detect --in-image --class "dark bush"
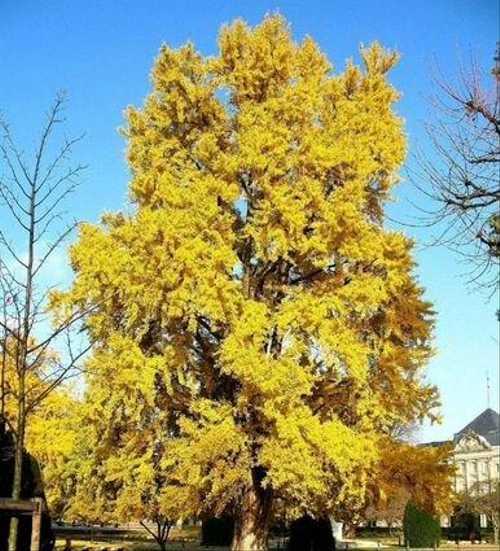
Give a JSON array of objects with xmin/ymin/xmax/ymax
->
[
  {"xmin": 403, "ymin": 502, "xmax": 441, "ymax": 548},
  {"xmin": 201, "ymin": 516, "xmax": 234, "ymax": 546},
  {"xmin": 446, "ymin": 512, "xmax": 481, "ymax": 541},
  {"xmin": 288, "ymin": 515, "xmax": 336, "ymax": 551}
]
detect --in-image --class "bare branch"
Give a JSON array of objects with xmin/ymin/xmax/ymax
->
[
  {"xmin": 0, "ymin": 181, "xmax": 30, "ymax": 216},
  {"xmin": 31, "ymin": 94, "xmax": 66, "ymax": 188},
  {"xmin": 26, "ymin": 307, "xmax": 89, "ymax": 356},
  {"xmin": 0, "ymin": 190, "xmax": 30, "ymax": 232},
  {"xmin": 34, "ymin": 182, "xmax": 80, "ymax": 225},
  {"xmin": 32, "ymin": 223, "xmax": 77, "ymax": 277},
  {"xmin": 26, "ymin": 342, "xmax": 92, "ymax": 412},
  {"xmin": 36, "ymin": 134, "xmax": 85, "ymax": 193},
  {"xmin": 406, "ymin": 47, "xmax": 500, "ymax": 292},
  {"xmin": 0, "ymin": 230, "xmax": 28, "ymax": 268},
  {"xmin": 0, "ymin": 120, "xmax": 33, "ymax": 194}
]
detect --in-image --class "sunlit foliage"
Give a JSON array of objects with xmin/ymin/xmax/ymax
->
[{"xmin": 54, "ymin": 16, "xmax": 442, "ymax": 549}]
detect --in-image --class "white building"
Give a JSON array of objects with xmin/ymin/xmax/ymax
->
[
  {"xmin": 452, "ymin": 409, "xmax": 500, "ymax": 495},
  {"xmin": 425, "ymin": 408, "xmax": 500, "ymax": 529},
  {"xmin": 426, "ymin": 408, "xmax": 500, "ymax": 493}
]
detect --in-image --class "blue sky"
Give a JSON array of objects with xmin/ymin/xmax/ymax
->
[{"xmin": 1, "ymin": 1, "xmax": 498, "ymax": 442}]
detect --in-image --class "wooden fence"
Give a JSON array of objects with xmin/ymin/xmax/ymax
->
[{"xmin": 0, "ymin": 497, "xmax": 43, "ymax": 551}]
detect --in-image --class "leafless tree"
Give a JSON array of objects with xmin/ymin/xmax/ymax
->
[
  {"xmin": 0, "ymin": 94, "xmax": 92, "ymax": 550},
  {"xmin": 411, "ymin": 45, "xmax": 499, "ymax": 292}
]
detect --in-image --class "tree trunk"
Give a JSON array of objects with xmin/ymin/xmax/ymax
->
[
  {"xmin": 8, "ymin": 440, "xmax": 23, "ymax": 551},
  {"xmin": 231, "ymin": 468, "xmax": 272, "ymax": 551},
  {"xmin": 343, "ymin": 522, "xmax": 356, "ymax": 538},
  {"xmin": 8, "ymin": 375, "xmax": 26, "ymax": 551}
]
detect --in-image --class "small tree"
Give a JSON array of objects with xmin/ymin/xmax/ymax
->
[
  {"xmin": 361, "ymin": 439, "xmax": 454, "ymax": 537},
  {"xmin": 0, "ymin": 95, "xmax": 90, "ymax": 550},
  {"xmin": 476, "ymin": 482, "xmax": 500, "ymax": 544}
]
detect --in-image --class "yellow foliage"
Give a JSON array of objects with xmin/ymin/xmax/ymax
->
[
  {"xmin": 25, "ymin": 388, "xmax": 81, "ymax": 519},
  {"xmin": 55, "ymin": 15, "xmax": 441, "ymax": 528},
  {"xmin": 368, "ymin": 438, "xmax": 455, "ymax": 517}
]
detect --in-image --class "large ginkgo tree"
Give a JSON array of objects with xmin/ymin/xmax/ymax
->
[{"xmin": 55, "ymin": 16, "xmax": 442, "ymax": 550}]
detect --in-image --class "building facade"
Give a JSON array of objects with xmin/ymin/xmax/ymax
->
[
  {"xmin": 431, "ymin": 408, "xmax": 500, "ymax": 494},
  {"xmin": 426, "ymin": 408, "xmax": 500, "ymax": 529}
]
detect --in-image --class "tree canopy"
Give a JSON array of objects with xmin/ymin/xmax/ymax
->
[{"xmin": 55, "ymin": 15, "xmax": 442, "ymax": 550}]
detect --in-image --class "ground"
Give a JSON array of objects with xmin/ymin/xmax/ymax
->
[
  {"xmin": 54, "ymin": 524, "xmax": 499, "ymax": 550},
  {"xmin": 54, "ymin": 538, "xmax": 500, "ymax": 551}
]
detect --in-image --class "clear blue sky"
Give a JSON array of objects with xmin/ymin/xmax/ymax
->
[{"xmin": 1, "ymin": 1, "xmax": 498, "ymax": 442}]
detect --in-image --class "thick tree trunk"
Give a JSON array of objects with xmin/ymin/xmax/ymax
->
[{"xmin": 231, "ymin": 469, "xmax": 272, "ymax": 551}]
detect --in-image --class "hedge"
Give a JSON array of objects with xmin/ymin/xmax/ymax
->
[{"xmin": 403, "ymin": 502, "xmax": 441, "ymax": 548}]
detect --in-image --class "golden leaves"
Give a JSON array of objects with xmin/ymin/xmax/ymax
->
[
  {"xmin": 51, "ymin": 14, "xmax": 440, "ymax": 523},
  {"xmin": 371, "ymin": 438, "xmax": 455, "ymax": 516}
]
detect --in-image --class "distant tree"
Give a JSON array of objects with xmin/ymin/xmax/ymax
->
[
  {"xmin": 24, "ymin": 386, "xmax": 81, "ymax": 522},
  {"xmin": 364, "ymin": 486, "xmax": 409, "ymax": 534},
  {"xmin": 412, "ymin": 45, "xmax": 499, "ymax": 291},
  {"xmin": 456, "ymin": 480, "xmax": 499, "ymax": 543},
  {"xmin": 362, "ymin": 439, "xmax": 454, "ymax": 534},
  {"xmin": 0, "ymin": 95, "xmax": 89, "ymax": 550}
]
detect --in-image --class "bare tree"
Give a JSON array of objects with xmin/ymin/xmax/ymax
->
[
  {"xmin": 411, "ymin": 45, "xmax": 499, "ymax": 292},
  {"xmin": 0, "ymin": 94, "xmax": 91, "ymax": 550}
]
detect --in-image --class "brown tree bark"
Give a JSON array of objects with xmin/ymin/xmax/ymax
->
[{"xmin": 231, "ymin": 468, "xmax": 273, "ymax": 551}]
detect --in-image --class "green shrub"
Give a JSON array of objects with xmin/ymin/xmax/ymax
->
[{"xmin": 403, "ymin": 501, "xmax": 441, "ymax": 547}]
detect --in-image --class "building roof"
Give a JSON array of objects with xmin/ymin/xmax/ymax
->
[
  {"xmin": 423, "ymin": 439, "xmax": 452, "ymax": 448},
  {"xmin": 454, "ymin": 408, "xmax": 500, "ymax": 446}
]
